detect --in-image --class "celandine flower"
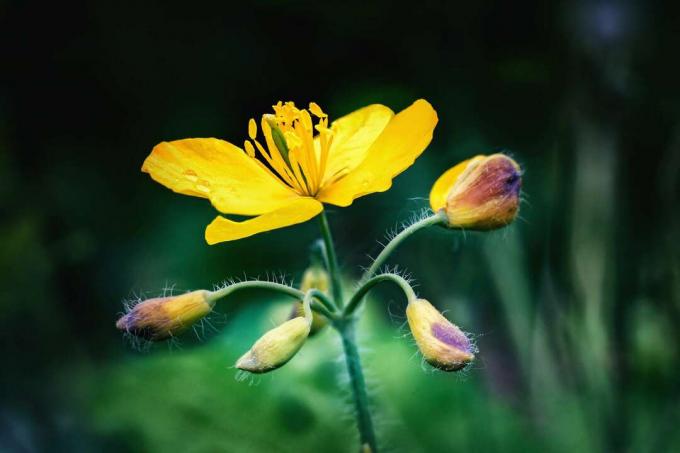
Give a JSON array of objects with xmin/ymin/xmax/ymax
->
[
  {"xmin": 143, "ymin": 100, "xmax": 438, "ymax": 243},
  {"xmin": 116, "ymin": 290, "xmax": 213, "ymax": 341},
  {"xmin": 429, "ymin": 153, "xmax": 522, "ymax": 230},
  {"xmin": 406, "ymin": 298, "xmax": 474, "ymax": 371}
]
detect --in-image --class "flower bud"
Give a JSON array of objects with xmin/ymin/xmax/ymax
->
[
  {"xmin": 235, "ymin": 316, "xmax": 311, "ymax": 373},
  {"xmin": 406, "ymin": 299, "xmax": 474, "ymax": 371},
  {"xmin": 430, "ymin": 153, "xmax": 521, "ymax": 230},
  {"xmin": 290, "ymin": 265, "xmax": 330, "ymax": 335},
  {"xmin": 116, "ymin": 290, "xmax": 213, "ymax": 341}
]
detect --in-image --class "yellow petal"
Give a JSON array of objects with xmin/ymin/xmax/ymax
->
[
  {"xmin": 204, "ymin": 198, "xmax": 323, "ymax": 244},
  {"xmin": 317, "ymin": 99, "xmax": 438, "ymax": 206},
  {"xmin": 429, "ymin": 156, "xmax": 484, "ymax": 211},
  {"xmin": 142, "ymin": 138, "xmax": 299, "ymax": 216},
  {"xmin": 319, "ymin": 104, "xmax": 394, "ymax": 187}
]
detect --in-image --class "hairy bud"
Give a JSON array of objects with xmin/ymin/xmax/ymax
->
[
  {"xmin": 430, "ymin": 153, "xmax": 521, "ymax": 230},
  {"xmin": 116, "ymin": 290, "xmax": 214, "ymax": 341},
  {"xmin": 406, "ymin": 299, "xmax": 474, "ymax": 371},
  {"xmin": 290, "ymin": 265, "xmax": 330, "ymax": 334},
  {"xmin": 236, "ymin": 316, "xmax": 311, "ymax": 373}
]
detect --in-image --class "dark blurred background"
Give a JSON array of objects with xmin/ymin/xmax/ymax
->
[{"xmin": 2, "ymin": 1, "xmax": 679, "ymax": 452}]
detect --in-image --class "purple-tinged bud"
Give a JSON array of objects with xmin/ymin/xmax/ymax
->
[
  {"xmin": 116, "ymin": 290, "xmax": 213, "ymax": 341},
  {"xmin": 430, "ymin": 154, "xmax": 522, "ymax": 230},
  {"xmin": 406, "ymin": 298, "xmax": 474, "ymax": 371}
]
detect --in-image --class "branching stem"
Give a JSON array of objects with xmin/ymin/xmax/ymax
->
[{"xmin": 207, "ymin": 281, "xmax": 337, "ymax": 318}]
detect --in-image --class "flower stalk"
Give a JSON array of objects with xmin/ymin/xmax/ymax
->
[
  {"xmin": 344, "ymin": 273, "xmax": 417, "ymax": 317},
  {"xmin": 337, "ymin": 319, "xmax": 378, "ymax": 453},
  {"xmin": 207, "ymin": 280, "xmax": 337, "ymax": 319},
  {"xmin": 316, "ymin": 212, "xmax": 380, "ymax": 451},
  {"xmin": 319, "ymin": 211, "xmax": 344, "ymax": 308},
  {"xmin": 363, "ymin": 211, "xmax": 448, "ymax": 280}
]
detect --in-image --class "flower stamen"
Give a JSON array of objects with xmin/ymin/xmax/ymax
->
[{"xmin": 244, "ymin": 101, "xmax": 335, "ymax": 197}]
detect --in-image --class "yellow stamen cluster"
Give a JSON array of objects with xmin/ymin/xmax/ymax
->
[{"xmin": 244, "ymin": 101, "xmax": 335, "ymax": 197}]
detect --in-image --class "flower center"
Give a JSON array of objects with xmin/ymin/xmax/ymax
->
[{"xmin": 244, "ymin": 101, "xmax": 335, "ymax": 197}]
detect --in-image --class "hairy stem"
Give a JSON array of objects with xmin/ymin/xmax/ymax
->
[
  {"xmin": 319, "ymin": 211, "xmax": 344, "ymax": 307},
  {"xmin": 208, "ymin": 281, "xmax": 336, "ymax": 318},
  {"xmin": 338, "ymin": 320, "xmax": 378, "ymax": 452},
  {"xmin": 344, "ymin": 273, "xmax": 416, "ymax": 316},
  {"xmin": 363, "ymin": 211, "xmax": 447, "ymax": 280},
  {"xmin": 209, "ymin": 280, "xmax": 302, "ymax": 300}
]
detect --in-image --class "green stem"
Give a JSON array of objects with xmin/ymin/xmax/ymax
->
[
  {"xmin": 338, "ymin": 320, "xmax": 378, "ymax": 452},
  {"xmin": 306, "ymin": 289, "xmax": 337, "ymax": 318},
  {"xmin": 318, "ymin": 211, "xmax": 344, "ymax": 307},
  {"xmin": 309, "ymin": 301, "xmax": 336, "ymax": 320},
  {"xmin": 344, "ymin": 273, "xmax": 416, "ymax": 316},
  {"xmin": 301, "ymin": 291, "xmax": 314, "ymax": 322},
  {"xmin": 363, "ymin": 211, "xmax": 447, "ymax": 281},
  {"xmin": 207, "ymin": 281, "xmax": 337, "ymax": 318},
  {"xmin": 209, "ymin": 280, "xmax": 302, "ymax": 300}
]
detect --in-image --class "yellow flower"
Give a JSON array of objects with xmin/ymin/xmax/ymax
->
[
  {"xmin": 143, "ymin": 100, "xmax": 438, "ymax": 244},
  {"xmin": 429, "ymin": 153, "xmax": 521, "ymax": 230}
]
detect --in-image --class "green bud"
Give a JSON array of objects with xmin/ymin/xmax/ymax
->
[{"xmin": 235, "ymin": 317, "xmax": 311, "ymax": 373}]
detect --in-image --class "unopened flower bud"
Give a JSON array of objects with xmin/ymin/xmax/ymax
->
[
  {"xmin": 116, "ymin": 290, "xmax": 213, "ymax": 341},
  {"xmin": 290, "ymin": 265, "xmax": 330, "ymax": 335},
  {"xmin": 406, "ymin": 298, "xmax": 474, "ymax": 371},
  {"xmin": 235, "ymin": 316, "xmax": 311, "ymax": 373},
  {"xmin": 300, "ymin": 265, "xmax": 330, "ymax": 293},
  {"xmin": 430, "ymin": 153, "xmax": 522, "ymax": 230}
]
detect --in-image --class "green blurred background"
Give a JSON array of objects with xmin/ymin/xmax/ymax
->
[{"xmin": 2, "ymin": 1, "xmax": 679, "ymax": 452}]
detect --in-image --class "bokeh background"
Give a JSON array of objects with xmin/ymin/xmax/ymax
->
[{"xmin": 2, "ymin": 1, "xmax": 679, "ymax": 452}]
